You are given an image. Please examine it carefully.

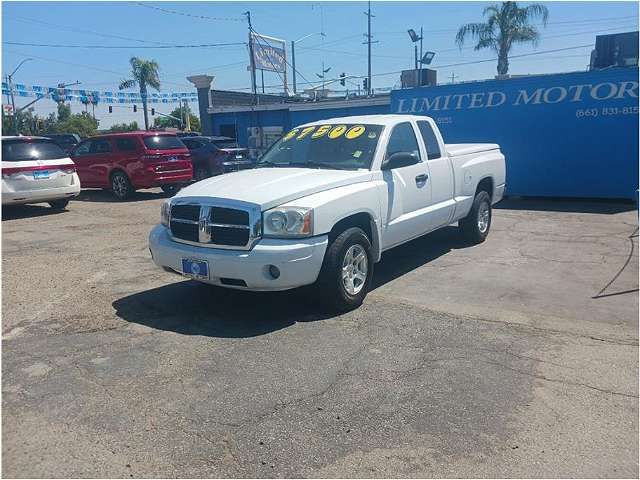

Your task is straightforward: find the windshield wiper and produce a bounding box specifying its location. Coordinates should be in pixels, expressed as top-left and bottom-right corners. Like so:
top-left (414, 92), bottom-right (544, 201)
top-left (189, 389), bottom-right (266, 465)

top-left (288, 161), bottom-right (352, 170)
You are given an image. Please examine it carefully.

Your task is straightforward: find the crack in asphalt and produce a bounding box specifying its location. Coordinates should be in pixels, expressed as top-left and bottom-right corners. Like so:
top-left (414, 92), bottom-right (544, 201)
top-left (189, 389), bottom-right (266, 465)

top-left (479, 358), bottom-right (638, 399)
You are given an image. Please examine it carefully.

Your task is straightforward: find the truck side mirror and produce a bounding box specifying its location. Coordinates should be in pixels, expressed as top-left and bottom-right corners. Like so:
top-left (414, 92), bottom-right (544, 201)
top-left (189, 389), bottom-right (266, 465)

top-left (382, 152), bottom-right (419, 170)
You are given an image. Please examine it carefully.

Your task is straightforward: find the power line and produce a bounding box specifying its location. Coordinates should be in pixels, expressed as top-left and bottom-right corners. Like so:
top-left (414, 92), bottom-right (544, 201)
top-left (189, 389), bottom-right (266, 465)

top-left (4, 41), bottom-right (247, 49)
top-left (132, 2), bottom-right (245, 22)
top-left (3, 48), bottom-right (191, 88)
top-left (369, 44), bottom-right (595, 79)
top-left (10, 15), bottom-right (174, 46)
top-left (298, 23), bottom-right (636, 62)
top-left (223, 41), bottom-right (596, 92)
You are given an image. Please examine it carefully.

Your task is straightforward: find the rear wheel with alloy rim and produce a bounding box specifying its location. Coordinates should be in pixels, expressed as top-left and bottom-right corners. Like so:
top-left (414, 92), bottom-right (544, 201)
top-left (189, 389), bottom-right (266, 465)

top-left (459, 190), bottom-right (492, 243)
top-left (110, 171), bottom-right (133, 201)
top-left (317, 227), bottom-right (374, 312)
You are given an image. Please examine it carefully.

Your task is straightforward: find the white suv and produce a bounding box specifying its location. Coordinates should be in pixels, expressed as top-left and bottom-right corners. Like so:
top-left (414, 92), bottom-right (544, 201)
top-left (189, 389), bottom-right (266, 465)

top-left (2, 136), bottom-right (81, 210)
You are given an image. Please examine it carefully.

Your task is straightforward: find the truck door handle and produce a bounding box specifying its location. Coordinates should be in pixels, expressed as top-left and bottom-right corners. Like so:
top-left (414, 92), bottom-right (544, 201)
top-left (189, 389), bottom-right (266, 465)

top-left (415, 173), bottom-right (428, 186)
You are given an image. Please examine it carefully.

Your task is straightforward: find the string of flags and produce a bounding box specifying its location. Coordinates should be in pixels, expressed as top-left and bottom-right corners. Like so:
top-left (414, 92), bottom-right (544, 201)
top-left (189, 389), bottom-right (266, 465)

top-left (1, 82), bottom-right (198, 104)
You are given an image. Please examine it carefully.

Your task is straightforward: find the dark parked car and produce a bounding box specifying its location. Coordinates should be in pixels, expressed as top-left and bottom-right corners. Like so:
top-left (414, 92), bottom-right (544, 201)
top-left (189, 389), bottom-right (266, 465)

top-left (181, 136), bottom-right (253, 181)
top-left (44, 133), bottom-right (81, 153)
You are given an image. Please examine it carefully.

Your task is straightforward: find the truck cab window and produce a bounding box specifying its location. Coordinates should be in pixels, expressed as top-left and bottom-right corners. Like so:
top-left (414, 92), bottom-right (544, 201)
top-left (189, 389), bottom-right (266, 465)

top-left (386, 122), bottom-right (421, 161)
top-left (417, 121), bottom-right (442, 160)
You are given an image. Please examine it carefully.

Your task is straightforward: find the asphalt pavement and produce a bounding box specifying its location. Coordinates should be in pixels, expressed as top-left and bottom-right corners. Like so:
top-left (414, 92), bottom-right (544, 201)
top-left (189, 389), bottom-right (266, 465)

top-left (2, 189), bottom-right (638, 478)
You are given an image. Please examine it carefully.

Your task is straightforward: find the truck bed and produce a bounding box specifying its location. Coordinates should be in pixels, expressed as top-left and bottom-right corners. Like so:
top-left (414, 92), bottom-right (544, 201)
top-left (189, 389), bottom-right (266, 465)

top-left (446, 143), bottom-right (500, 157)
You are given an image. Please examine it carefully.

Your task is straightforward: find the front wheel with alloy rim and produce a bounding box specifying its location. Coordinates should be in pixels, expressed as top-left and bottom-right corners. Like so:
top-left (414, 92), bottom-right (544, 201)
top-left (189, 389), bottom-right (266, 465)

top-left (110, 171), bottom-right (133, 200)
top-left (459, 190), bottom-right (492, 243)
top-left (316, 227), bottom-right (374, 312)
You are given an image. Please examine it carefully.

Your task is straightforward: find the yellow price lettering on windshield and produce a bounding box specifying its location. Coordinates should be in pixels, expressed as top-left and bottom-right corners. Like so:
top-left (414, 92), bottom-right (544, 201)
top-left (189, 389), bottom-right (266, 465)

top-left (312, 125), bottom-right (332, 138)
top-left (328, 125), bottom-right (347, 139)
top-left (282, 129), bottom-right (299, 141)
top-left (345, 125), bottom-right (366, 139)
top-left (297, 126), bottom-right (316, 140)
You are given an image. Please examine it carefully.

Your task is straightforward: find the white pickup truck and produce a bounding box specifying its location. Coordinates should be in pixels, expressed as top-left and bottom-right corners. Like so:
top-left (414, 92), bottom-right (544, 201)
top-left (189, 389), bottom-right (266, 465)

top-left (150, 114), bottom-right (505, 310)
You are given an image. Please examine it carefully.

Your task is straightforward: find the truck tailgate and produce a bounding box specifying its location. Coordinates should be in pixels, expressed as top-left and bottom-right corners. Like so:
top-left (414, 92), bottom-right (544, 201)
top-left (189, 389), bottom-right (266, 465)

top-left (446, 143), bottom-right (500, 157)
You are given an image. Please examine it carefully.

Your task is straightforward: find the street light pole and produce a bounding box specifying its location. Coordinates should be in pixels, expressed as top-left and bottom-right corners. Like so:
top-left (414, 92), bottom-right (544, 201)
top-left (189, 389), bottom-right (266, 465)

top-left (291, 32), bottom-right (325, 95)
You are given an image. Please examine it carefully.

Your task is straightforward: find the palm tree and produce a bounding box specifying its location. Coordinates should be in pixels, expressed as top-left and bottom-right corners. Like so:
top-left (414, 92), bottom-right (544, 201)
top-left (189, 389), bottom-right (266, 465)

top-left (119, 57), bottom-right (160, 130)
top-left (456, 2), bottom-right (549, 75)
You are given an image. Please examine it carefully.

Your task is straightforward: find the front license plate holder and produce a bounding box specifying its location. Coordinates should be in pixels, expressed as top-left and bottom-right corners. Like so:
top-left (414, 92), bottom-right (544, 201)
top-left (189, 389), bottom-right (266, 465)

top-left (181, 258), bottom-right (209, 280)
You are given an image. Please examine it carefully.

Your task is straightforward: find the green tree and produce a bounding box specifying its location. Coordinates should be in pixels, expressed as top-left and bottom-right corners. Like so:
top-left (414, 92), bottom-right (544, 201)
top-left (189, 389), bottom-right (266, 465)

top-left (57, 102), bottom-right (71, 122)
top-left (456, 1), bottom-right (549, 75)
top-left (54, 112), bottom-right (99, 138)
top-left (153, 106), bottom-right (200, 132)
top-left (119, 57), bottom-right (161, 131)
top-left (106, 121), bottom-right (139, 133)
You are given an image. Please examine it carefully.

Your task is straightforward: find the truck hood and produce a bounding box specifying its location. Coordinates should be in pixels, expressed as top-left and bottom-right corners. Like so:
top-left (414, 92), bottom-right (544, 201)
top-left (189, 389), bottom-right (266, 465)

top-left (174, 167), bottom-right (373, 210)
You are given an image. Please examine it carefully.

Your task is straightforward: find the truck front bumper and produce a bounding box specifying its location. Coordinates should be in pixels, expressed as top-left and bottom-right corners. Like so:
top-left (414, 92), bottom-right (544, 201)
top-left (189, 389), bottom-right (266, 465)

top-left (149, 225), bottom-right (328, 291)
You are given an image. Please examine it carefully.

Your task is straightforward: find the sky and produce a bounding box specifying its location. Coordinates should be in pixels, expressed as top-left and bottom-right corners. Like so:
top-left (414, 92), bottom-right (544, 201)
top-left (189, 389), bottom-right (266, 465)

top-left (2, 0), bottom-right (638, 128)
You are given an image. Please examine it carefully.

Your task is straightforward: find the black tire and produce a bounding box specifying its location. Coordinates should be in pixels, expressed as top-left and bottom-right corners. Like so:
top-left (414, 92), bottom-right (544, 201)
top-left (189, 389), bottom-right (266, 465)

top-left (161, 184), bottom-right (180, 196)
top-left (459, 190), bottom-right (492, 243)
top-left (194, 166), bottom-right (210, 182)
top-left (110, 171), bottom-right (133, 200)
top-left (316, 227), bottom-right (374, 312)
top-left (48, 199), bottom-right (69, 210)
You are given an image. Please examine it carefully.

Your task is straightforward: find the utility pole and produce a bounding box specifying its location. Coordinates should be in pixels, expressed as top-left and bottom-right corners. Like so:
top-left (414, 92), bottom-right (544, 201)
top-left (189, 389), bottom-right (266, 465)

top-left (7, 58), bottom-right (33, 134)
top-left (184, 100), bottom-right (191, 132)
top-left (244, 11), bottom-right (257, 98)
top-left (363, 1), bottom-right (375, 96)
top-left (419, 26), bottom-right (423, 86)
top-left (291, 40), bottom-right (297, 94)
top-left (449, 72), bottom-right (459, 84)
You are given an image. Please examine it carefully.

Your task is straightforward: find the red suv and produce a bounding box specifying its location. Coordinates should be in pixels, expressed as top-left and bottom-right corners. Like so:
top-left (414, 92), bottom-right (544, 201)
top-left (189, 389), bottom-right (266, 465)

top-left (71, 132), bottom-right (193, 200)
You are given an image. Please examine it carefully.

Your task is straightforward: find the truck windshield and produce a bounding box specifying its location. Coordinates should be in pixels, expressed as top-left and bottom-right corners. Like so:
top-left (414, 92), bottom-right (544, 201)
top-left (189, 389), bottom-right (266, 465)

top-left (257, 124), bottom-right (384, 170)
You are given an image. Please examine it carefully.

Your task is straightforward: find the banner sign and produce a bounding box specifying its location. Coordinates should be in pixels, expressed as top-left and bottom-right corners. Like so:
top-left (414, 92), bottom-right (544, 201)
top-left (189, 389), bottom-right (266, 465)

top-left (251, 33), bottom-right (286, 73)
top-left (1, 83), bottom-right (198, 104)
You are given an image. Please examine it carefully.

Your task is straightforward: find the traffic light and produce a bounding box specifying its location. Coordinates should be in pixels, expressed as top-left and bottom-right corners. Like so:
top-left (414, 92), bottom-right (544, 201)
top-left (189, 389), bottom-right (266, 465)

top-left (108, 105), bottom-right (113, 113)
top-left (363, 78), bottom-right (368, 91)
top-left (339, 73), bottom-right (346, 86)
top-left (133, 104), bottom-right (137, 113)
top-left (151, 108), bottom-right (155, 116)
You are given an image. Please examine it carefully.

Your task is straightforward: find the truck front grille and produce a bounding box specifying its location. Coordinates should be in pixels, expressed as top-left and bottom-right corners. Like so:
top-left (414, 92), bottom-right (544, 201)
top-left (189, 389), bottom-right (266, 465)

top-left (169, 201), bottom-right (259, 250)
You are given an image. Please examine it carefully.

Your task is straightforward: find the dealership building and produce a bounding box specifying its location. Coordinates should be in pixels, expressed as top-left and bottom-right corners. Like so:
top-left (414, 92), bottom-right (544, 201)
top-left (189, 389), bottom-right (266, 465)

top-left (191, 65), bottom-right (639, 200)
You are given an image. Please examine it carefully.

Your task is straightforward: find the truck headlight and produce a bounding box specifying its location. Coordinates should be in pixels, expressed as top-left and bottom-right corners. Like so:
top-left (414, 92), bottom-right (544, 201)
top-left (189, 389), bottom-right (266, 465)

top-left (263, 206), bottom-right (313, 238)
top-left (161, 201), bottom-right (171, 227)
